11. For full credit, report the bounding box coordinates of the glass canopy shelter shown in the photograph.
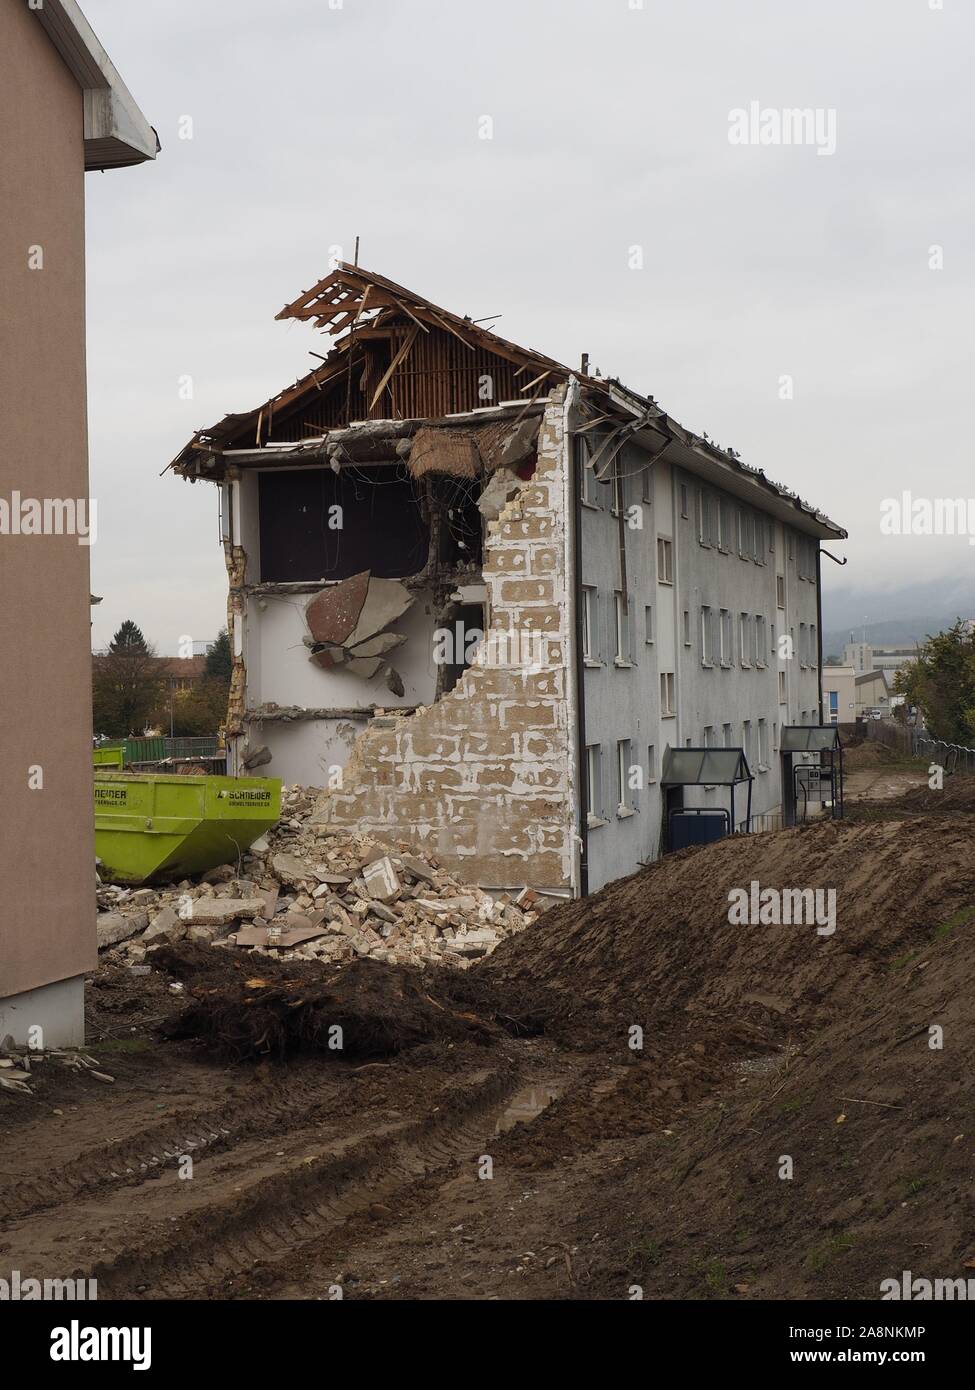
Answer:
[660,747,753,851]
[780,725,844,825]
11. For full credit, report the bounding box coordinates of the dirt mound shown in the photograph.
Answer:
[481,814,975,1051]
[845,772,975,821]
[150,942,531,1061]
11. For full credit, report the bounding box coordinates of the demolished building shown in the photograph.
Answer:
[171,264,846,897]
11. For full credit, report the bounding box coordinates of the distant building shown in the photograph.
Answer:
[855,669,892,718]
[821,665,856,724]
[154,656,208,694]
[843,640,917,676]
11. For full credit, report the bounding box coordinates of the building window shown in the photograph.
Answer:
[767,518,775,554]
[586,744,603,823]
[642,467,653,504]
[679,483,689,519]
[810,623,818,665]
[614,592,631,664]
[778,669,787,703]
[776,573,786,609]
[701,605,715,666]
[720,608,732,666]
[703,725,715,747]
[799,622,808,668]
[576,434,601,507]
[612,465,626,517]
[617,738,633,814]
[657,536,673,584]
[660,672,676,717]
[722,722,734,747]
[644,603,654,644]
[739,612,751,667]
[682,609,691,647]
[582,586,598,663]
[647,744,657,781]
[758,718,768,770]
[718,497,732,552]
[743,720,754,766]
[755,615,767,667]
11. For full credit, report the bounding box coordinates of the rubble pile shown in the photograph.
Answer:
[96,785,545,971]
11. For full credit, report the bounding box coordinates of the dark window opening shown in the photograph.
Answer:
[258,466,429,582]
[440,602,485,695]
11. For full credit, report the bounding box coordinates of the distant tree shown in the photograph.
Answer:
[823,653,842,666]
[92,620,164,736]
[109,619,150,655]
[894,620,975,745]
[171,678,229,737]
[204,628,233,680]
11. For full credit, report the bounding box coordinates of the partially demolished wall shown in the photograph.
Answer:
[315,389,576,893]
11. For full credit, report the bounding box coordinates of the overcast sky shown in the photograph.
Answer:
[82,0,975,654]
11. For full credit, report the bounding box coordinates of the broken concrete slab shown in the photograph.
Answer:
[97,912,148,949]
[184,898,267,927]
[345,577,414,649]
[362,856,402,901]
[144,906,186,944]
[305,570,371,646]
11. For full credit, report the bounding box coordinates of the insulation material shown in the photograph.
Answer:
[406,416,541,483]
[408,428,482,480]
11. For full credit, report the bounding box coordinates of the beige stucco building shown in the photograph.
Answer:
[0,0,157,1046]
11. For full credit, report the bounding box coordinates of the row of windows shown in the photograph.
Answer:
[586,718,775,823]
[583,588,818,674]
[575,436,818,584]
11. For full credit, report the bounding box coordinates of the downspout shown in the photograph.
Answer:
[566,379,589,898]
[816,544,824,724]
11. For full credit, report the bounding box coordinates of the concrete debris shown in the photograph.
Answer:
[305,570,413,695]
[95,785,540,971]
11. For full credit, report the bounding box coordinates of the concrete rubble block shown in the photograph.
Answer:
[96,912,148,949]
[368,901,399,925]
[144,905,186,944]
[415,896,478,914]
[362,856,402,902]
[187,924,219,944]
[185,898,267,927]
[397,854,438,884]
[270,853,312,887]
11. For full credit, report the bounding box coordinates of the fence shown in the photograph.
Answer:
[866,721,975,775]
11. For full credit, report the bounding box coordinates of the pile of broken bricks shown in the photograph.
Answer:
[96,785,549,971]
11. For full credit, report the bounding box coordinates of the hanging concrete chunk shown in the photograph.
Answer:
[306,570,371,646]
[305,572,413,689]
[345,578,413,649]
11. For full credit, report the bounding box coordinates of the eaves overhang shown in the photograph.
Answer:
[35,0,159,170]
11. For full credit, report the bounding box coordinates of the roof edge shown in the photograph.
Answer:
[35,0,159,169]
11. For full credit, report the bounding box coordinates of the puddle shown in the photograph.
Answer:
[493,1083,563,1135]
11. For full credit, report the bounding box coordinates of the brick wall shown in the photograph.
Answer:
[316,388,576,891]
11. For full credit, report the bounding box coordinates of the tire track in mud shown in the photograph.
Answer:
[91,1066,525,1299]
[0,1071,356,1225]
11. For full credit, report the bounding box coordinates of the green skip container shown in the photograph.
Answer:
[94,773,282,884]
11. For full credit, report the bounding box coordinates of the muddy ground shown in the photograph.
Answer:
[1,761,972,1301]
